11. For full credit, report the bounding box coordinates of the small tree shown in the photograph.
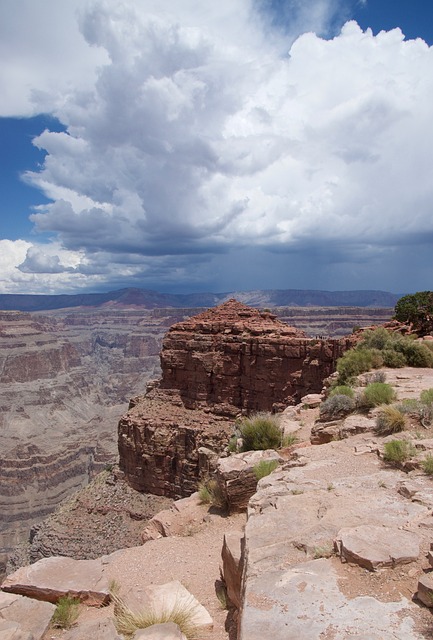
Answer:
[394,291,433,335]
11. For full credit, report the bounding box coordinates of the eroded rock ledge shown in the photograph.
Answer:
[118,300,349,497]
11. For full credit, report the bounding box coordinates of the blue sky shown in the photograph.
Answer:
[1,0,433,295]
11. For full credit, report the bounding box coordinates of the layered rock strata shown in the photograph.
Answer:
[0,308,175,572]
[119,300,349,498]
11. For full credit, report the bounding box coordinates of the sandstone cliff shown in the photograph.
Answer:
[118,300,350,497]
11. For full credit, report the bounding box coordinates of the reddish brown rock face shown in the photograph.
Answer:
[118,300,351,498]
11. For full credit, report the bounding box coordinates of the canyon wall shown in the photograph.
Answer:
[0,308,173,573]
[118,300,351,497]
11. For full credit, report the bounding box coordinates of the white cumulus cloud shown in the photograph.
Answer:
[2,0,433,293]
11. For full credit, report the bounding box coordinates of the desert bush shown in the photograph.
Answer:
[336,348,381,384]
[420,389,433,405]
[359,382,395,409]
[396,399,422,415]
[51,596,80,629]
[359,327,392,351]
[383,440,416,464]
[394,339,433,367]
[239,412,282,451]
[113,592,200,639]
[421,454,433,475]
[319,394,355,420]
[329,385,354,398]
[253,459,279,480]
[381,349,406,368]
[198,479,226,509]
[375,406,405,435]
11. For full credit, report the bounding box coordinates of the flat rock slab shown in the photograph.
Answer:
[60,618,121,640]
[239,558,423,640]
[123,580,212,632]
[133,622,187,639]
[0,591,55,640]
[334,525,420,571]
[2,556,110,605]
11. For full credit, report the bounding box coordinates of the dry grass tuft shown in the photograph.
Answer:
[112,591,201,639]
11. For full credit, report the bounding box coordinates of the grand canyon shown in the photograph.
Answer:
[0,288,394,574]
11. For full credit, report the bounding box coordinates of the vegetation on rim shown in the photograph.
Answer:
[51,596,80,629]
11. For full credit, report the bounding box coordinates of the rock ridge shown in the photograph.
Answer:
[118,300,350,498]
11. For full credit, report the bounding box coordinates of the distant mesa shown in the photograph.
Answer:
[0,287,402,312]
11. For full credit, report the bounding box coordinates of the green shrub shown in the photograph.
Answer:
[198,479,226,509]
[329,385,354,398]
[420,389,433,405]
[394,339,433,367]
[336,348,381,384]
[239,412,282,451]
[359,327,392,351]
[375,406,405,435]
[359,382,395,408]
[51,596,80,629]
[320,394,355,420]
[421,454,433,475]
[383,440,416,464]
[253,459,279,480]
[381,349,406,368]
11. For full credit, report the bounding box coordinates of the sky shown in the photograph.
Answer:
[1,0,433,296]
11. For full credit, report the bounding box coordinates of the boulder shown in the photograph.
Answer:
[300,393,322,408]
[0,591,55,640]
[416,573,433,607]
[133,622,187,639]
[334,525,420,571]
[310,421,340,444]
[216,450,283,512]
[1,556,110,605]
[141,493,207,542]
[339,414,375,439]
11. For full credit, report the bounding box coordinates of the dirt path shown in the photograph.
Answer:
[43,509,246,639]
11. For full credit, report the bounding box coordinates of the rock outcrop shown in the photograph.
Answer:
[118,300,349,498]
[235,429,433,639]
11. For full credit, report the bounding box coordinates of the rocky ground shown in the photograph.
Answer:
[4,366,433,639]
[8,468,173,571]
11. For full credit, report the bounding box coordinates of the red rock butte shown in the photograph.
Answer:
[118,300,351,497]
